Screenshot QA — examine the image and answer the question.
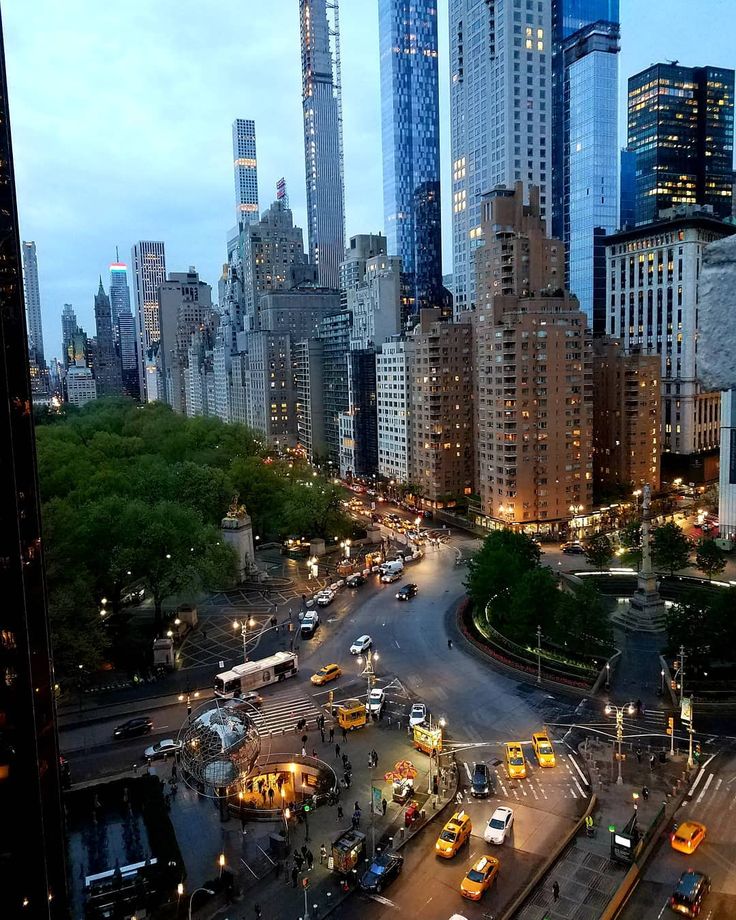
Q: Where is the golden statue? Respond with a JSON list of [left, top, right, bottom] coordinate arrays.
[[227, 493, 247, 519]]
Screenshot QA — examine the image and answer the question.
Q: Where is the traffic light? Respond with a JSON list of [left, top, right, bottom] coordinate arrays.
[[673, 660, 680, 671], [302, 877, 310, 889], [694, 743, 701, 761], [666, 717, 674, 736], [303, 803, 311, 813], [670, 679, 677, 690]]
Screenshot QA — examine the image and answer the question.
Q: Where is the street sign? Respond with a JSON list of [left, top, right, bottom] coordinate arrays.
[[371, 784, 383, 816], [681, 697, 692, 724]]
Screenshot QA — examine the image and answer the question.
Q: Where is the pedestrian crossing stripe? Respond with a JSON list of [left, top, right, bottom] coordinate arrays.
[[250, 695, 322, 735]]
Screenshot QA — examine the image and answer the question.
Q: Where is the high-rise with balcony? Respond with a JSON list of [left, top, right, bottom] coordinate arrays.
[[450, 0, 551, 316], [0, 10, 68, 913], [379, 0, 442, 312], [628, 63, 735, 225], [233, 118, 259, 231], [299, 0, 345, 288], [473, 183, 593, 533]]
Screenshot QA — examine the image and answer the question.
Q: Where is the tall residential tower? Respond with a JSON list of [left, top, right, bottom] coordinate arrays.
[[232, 118, 259, 231], [299, 0, 346, 288], [131, 240, 167, 398], [22, 240, 45, 366]]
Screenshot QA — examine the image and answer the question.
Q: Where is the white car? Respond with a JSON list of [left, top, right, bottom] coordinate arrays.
[[144, 738, 182, 761], [409, 703, 426, 727], [315, 589, 335, 607], [380, 571, 402, 584], [366, 688, 386, 716], [484, 806, 514, 844], [350, 635, 372, 655]]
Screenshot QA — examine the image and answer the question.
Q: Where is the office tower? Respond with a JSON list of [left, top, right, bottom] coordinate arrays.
[[628, 63, 735, 225], [339, 351, 378, 479], [22, 240, 45, 366], [157, 268, 213, 415], [605, 209, 735, 469], [593, 338, 661, 494], [117, 309, 140, 400], [0, 9, 68, 914], [318, 311, 352, 466], [473, 183, 593, 530], [61, 303, 77, 362], [718, 389, 736, 542], [408, 309, 474, 503], [109, 253, 132, 338], [245, 332, 296, 444], [233, 118, 259, 230], [131, 240, 167, 397], [65, 361, 98, 407], [259, 288, 340, 339], [294, 338, 326, 461], [376, 339, 410, 482], [379, 0, 442, 312], [346, 252, 402, 350], [93, 279, 123, 396], [619, 147, 637, 230], [450, 0, 551, 316], [340, 233, 387, 309], [185, 318, 217, 418], [241, 200, 314, 332], [556, 15, 620, 331], [299, 0, 345, 288]]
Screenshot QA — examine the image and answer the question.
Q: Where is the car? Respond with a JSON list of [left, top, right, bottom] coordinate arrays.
[[300, 611, 320, 637], [359, 851, 403, 894], [396, 583, 418, 601], [670, 820, 706, 855], [381, 570, 402, 583], [561, 542, 585, 554], [532, 731, 556, 767], [409, 702, 427, 727], [366, 687, 386, 716], [223, 691, 263, 709], [460, 855, 500, 900], [505, 742, 527, 779], [346, 573, 366, 588], [669, 870, 711, 918], [350, 635, 372, 655], [435, 810, 472, 858], [484, 806, 514, 844], [144, 739, 182, 760], [471, 761, 492, 797], [315, 589, 336, 607], [311, 664, 342, 686], [113, 716, 154, 739]]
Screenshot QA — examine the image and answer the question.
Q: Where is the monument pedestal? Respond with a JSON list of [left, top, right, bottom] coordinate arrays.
[[221, 499, 257, 582], [627, 570, 667, 632]]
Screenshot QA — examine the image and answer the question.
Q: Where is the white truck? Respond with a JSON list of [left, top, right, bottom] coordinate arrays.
[[379, 559, 404, 577]]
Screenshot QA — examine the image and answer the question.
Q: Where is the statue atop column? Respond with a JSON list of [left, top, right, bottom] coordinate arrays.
[[226, 493, 247, 520], [628, 484, 666, 631]]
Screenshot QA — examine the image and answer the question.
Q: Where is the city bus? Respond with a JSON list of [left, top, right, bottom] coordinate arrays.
[[214, 651, 299, 698]]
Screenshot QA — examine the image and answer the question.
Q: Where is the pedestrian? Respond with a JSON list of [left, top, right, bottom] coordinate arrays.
[[335, 743, 341, 760], [171, 762, 177, 779], [241, 812, 247, 835], [320, 728, 325, 743], [202, 628, 207, 640], [342, 753, 348, 766], [354, 801, 359, 812], [372, 749, 379, 767], [306, 849, 314, 870], [344, 759, 352, 772], [353, 809, 361, 827], [552, 881, 560, 901], [456, 790, 463, 806], [636, 747, 642, 764], [291, 866, 299, 888], [301, 746, 307, 757], [642, 785, 649, 801], [342, 726, 348, 742], [447, 638, 453, 649], [351, 814, 358, 830], [294, 853, 303, 872], [301, 844, 308, 859], [636, 698, 643, 716], [329, 726, 335, 743], [337, 804, 344, 820], [301, 733, 308, 747], [277, 774, 284, 792], [649, 754, 656, 773], [268, 787, 275, 805], [320, 843, 327, 864], [382, 798, 387, 816]]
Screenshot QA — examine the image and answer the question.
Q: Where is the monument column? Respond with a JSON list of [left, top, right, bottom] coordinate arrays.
[[628, 485, 666, 631], [221, 494, 257, 582]]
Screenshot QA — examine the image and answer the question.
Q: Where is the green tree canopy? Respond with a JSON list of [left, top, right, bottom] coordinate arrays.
[[583, 533, 614, 570], [465, 530, 542, 612], [555, 580, 612, 646], [652, 522, 691, 575], [695, 538, 726, 582]]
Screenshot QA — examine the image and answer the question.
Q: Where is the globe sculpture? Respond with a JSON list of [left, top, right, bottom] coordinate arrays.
[[178, 699, 261, 795]]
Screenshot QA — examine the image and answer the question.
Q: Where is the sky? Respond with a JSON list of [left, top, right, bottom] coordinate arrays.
[[4, 0, 735, 361]]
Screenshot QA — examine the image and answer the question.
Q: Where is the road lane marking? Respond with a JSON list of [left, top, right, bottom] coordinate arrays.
[[569, 785, 578, 799], [573, 779, 586, 798], [369, 894, 396, 907], [568, 754, 590, 786], [394, 640, 400, 648], [688, 769, 708, 798], [464, 762, 473, 782], [696, 773, 714, 804]]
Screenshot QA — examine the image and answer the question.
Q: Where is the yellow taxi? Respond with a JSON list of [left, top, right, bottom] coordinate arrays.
[[435, 810, 472, 858], [310, 663, 342, 686], [532, 732, 556, 768], [505, 742, 527, 778], [460, 855, 500, 900], [670, 820, 706, 855]]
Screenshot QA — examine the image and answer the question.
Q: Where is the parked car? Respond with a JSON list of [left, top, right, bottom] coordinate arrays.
[[113, 716, 153, 739], [144, 739, 182, 760], [350, 635, 373, 655], [359, 851, 403, 894], [484, 806, 514, 844], [396, 583, 418, 601], [409, 702, 427, 727], [366, 688, 385, 716], [561, 542, 585, 555], [471, 761, 492, 797], [346, 573, 366, 588], [315, 589, 335, 607]]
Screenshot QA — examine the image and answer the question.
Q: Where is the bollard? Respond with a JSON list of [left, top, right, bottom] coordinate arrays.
[[399, 827, 405, 841]]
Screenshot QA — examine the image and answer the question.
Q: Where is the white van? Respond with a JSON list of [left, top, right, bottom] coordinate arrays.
[[300, 611, 320, 637], [379, 559, 404, 577]]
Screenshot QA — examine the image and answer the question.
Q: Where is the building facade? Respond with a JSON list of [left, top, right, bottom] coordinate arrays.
[[339, 350, 378, 479], [258, 287, 340, 339], [109, 256, 132, 333], [376, 339, 410, 482], [718, 388, 736, 542], [93, 279, 123, 397], [22, 240, 45, 367], [605, 210, 735, 460], [117, 308, 139, 399], [340, 233, 387, 307], [379, 0, 442, 312], [450, 0, 551, 315], [66, 360, 98, 407], [0, 11, 68, 910], [592, 338, 661, 494], [408, 309, 474, 503], [347, 253, 403, 350], [245, 331, 296, 445], [233, 118, 259, 231], [131, 240, 167, 398], [299, 0, 345, 288], [294, 337, 326, 461], [628, 63, 735, 225], [318, 311, 351, 466]]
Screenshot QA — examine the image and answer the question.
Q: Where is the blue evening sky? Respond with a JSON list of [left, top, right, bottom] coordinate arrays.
[[4, 0, 734, 359]]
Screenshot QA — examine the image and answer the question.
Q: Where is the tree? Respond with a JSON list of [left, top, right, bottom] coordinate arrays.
[[618, 520, 642, 569], [652, 522, 691, 575], [466, 530, 541, 614], [555, 581, 612, 646], [48, 575, 108, 682], [499, 568, 559, 643], [583, 533, 614, 570], [695, 538, 726, 582]]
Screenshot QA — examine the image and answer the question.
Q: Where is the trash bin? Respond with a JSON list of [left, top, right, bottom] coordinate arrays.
[[658, 751, 667, 764]]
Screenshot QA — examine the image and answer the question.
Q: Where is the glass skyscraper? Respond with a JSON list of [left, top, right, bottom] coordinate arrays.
[[379, 0, 442, 313], [628, 63, 735, 225]]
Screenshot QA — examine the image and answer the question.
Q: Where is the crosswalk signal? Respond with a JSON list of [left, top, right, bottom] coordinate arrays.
[[694, 743, 701, 761]]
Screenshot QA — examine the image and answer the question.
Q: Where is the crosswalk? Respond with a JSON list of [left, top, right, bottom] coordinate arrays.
[[459, 753, 589, 802], [249, 693, 323, 736]]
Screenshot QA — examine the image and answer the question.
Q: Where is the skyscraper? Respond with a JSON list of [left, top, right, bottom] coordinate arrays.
[[232, 118, 259, 230], [93, 278, 123, 397], [379, 0, 442, 312], [117, 308, 140, 400], [0, 8, 68, 914], [131, 240, 167, 398], [299, 0, 345, 288], [61, 303, 77, 362], [22, 240, 45, 366], [628, 63, 735, 225], [450, 0, 551, 315], [109, 253, 132, 332]]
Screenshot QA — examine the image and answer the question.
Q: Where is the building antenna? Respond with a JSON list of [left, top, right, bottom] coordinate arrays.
[[115, 245, 119, 263]]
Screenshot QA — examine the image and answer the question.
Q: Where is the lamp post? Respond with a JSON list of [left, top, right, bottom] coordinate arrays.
[[357, 649, 378, 697], [536, 624, 542, 685], [178, 688, 200, 723], [605, 702, 635, 785], [426, 715, 446, 795], [283, 805, 291, 845], [233, 617, 256, 663], [569, 503, 583, 540], [187, 888, 215, 920]]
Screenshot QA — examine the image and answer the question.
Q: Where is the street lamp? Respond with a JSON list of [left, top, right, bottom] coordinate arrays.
[[186, 888, 215, 920], [605, 702, 635, 785], [233, 617, 256, 663], [569, 503, 583, 539], [178, 688, 200, 722], [536, 625, 542, 685], [357, 649, 378, 698]]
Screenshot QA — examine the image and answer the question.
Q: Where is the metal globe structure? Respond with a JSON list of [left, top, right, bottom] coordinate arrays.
[[178, 698, 261, 795]]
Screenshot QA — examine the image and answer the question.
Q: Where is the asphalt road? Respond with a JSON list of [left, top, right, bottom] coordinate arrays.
[[619, 751, 736, 920]]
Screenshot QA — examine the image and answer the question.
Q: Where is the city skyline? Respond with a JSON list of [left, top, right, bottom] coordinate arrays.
[[5, 0, 735, 359]]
